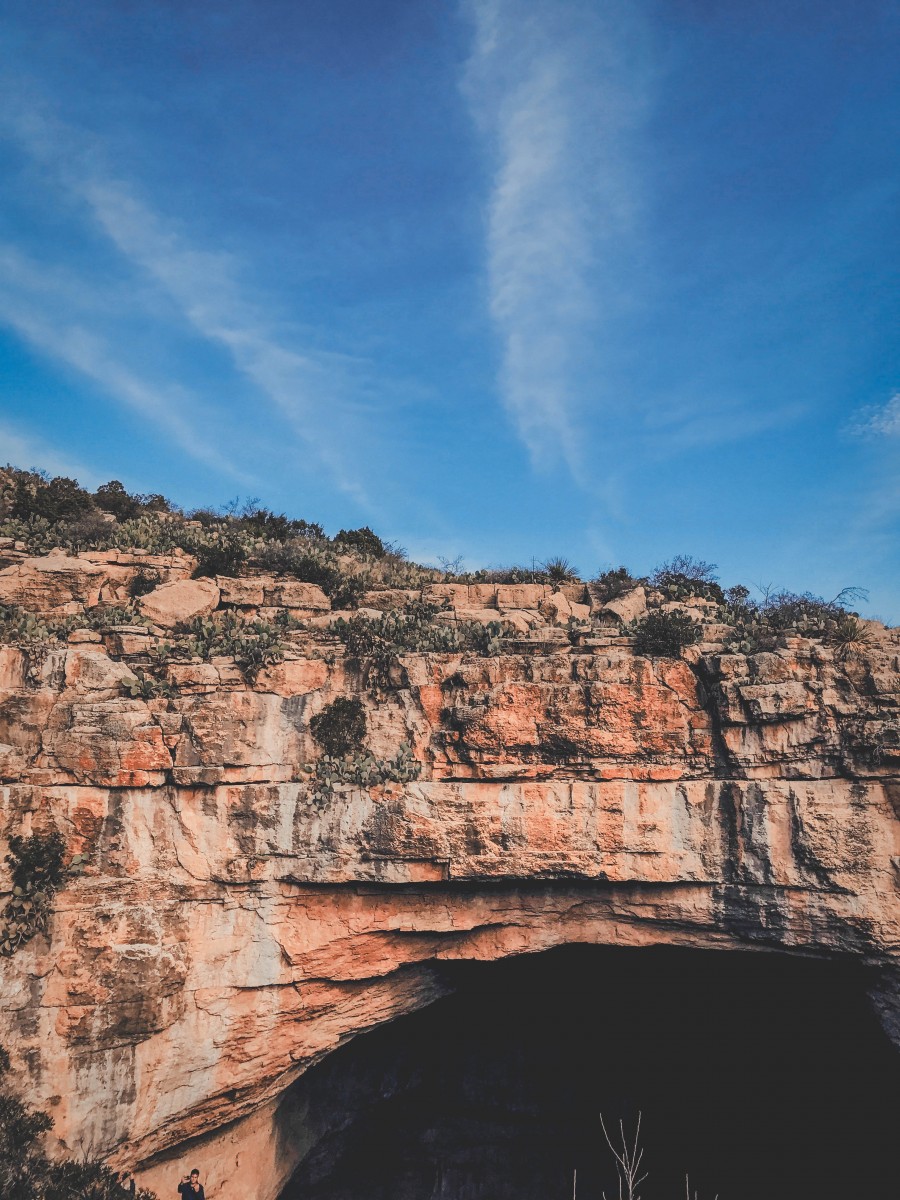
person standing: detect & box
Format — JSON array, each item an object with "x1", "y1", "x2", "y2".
[{"x1": 177, "y1": 1168, "x2": 206, "y2": 1200}]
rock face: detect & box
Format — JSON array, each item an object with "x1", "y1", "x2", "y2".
[
  {"x1": 0, "y1": 554, "x2": 898, "y2": 1199},
  {"x1": 138, "y1": 578, "x2": 220, "y2": 628}
]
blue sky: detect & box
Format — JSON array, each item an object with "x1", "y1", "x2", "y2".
[{"x1": 1, "y1": 0, "x2": 899, "y2": 617}]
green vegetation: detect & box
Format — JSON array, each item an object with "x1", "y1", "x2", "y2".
[
  {"x1": 310, "y1": 697, "x2": 367, "y2": 757},
  {"x1": 0, "y1": 1044, "x2": 157, "y2": 1200},
  {"x1": 0, "y1": 832, "x2": 82, "y2": 957},
  {"x1": 541, "y1": 555, "x2": 580, "y2": 583},
  {"x1": 0, "y1": 467, "x2": 436, "y2": 602},
  {"x1": 333, "y1": 601, "x2": 504, "y2": 691},
  {"x1": 591, "y1": 566, "x2": 640, "y2": 601},
  {"x1": 0, "y1": 603, "x2": 150, "y2": 660},
  {"x1": 829, "y1": 614, "x2": 875, "y2": 660},
  {"x1": 722, "y1": 587, "x2": 870, "y2": 655},
  {"x1": 631, "y1": 610, "x2": 701, "y2": 658},
  {"x1": 303, "y1": 695, "x2": 419, "y2": 808},
  {"x1": 334, "y1": 526, "x2": 388, "y2": 558},
  {"x1": 128, "y1": 568, "x2": 162, "y2": 598},
  {"x1": 159, "y1": 613, "x2": 286, "y2": 682},
  {"x1": 301, "y1": 743, "x2": 421, "y2": 809},
  {"x1": 649, "y1": 555, "x2": 725, "y2": 604},
  {"x1": 121, "y1": 669, "x2": 175, "y2": 700},
  {"x1": 0, "y1": 466, "x2": 879, "y2": 658},
  {"x1": 0, "y1": 604, "x2": 70, "y2": 651}
]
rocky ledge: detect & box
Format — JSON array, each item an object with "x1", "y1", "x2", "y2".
[{"x1": 0, "y1": 548, "x2": 898, "y2": 1199}]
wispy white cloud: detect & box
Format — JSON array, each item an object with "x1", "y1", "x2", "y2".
[
  {"x1": 849, "y1": 392, "x2": 900, "y2": 438},
  {"x1": 0, "y1": 246, "x2": 249, "y2": 480},
  {"x1": 0, "y1": 101, "x2": 375, "y2": 505},
  {"x1": 76, "y1": 178, "x2": 373, "y2": 505},
  {"x1": 641, "y1": 390, "x2": 808, "y2": 455},
  {"x1": 461, "y1": 0, "x2": 650, "y2": 475}
]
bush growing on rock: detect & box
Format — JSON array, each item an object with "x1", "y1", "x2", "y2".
[
  {"x1": 311, "y1": 697, "x2": 368, "y2": 757},
  {"x1": 631, "y1": 610, "x2": 700, "y2": 658},
  {"x1": 722, "y1": 586, "x2": 869, "y2": 653},
  {"x1": 591, "y1": 566, "x2": 641, "y2": 601},
  {"x1": 0, "y1": 831, "x2": 82, "y2": 957},
  {"x1": 175, "y1": 613, "x2": 285, "y2": 682},
  {"x1": 254, "y1": 540, "x2": 362, "y2": 603},
  {"x1": 240, "y1": 506, "x2": 324, "y2": 542},
  {"x1": 334, "y1": 602, "x2": 505, "y2": 691},
  {"x1": 301, "y1": 743, "x2": 421, "y2": 809},
  {"x1": 0, "y1": 603, "x2": 69, "y2": 650},
  {"x1": 0, "y1": 1045, "x2": 157, "y2": 1200},
  {"x1": 93, "y1": 480, "x2": 142, "y2": 521},
  {"x1": 122, "y1": 669, "x2": 175, "y2": 700},
  {"x1": 335, "y1": 526, "x2": 387, "y2": 558},
  {"x1": 541, "y1": 556, "x2": 580, "y2": 583},
  {"x1": 650, "y1": 555, "x2": 724, "y2": 603},
  {"x1": 189, "y1": 530, "x2": 249, "y2": 578},
  {"x1": 129, "y1": 568, "x2": 163, "y2": 598},
  {"x1": 8, "y1": 472, "x2": 94, "y2": 523}
]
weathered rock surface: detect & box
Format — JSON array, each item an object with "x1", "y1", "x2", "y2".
[
  {"x1": 138, "y1": 578, "x2": 220, "y2": 628},
  {"x1": 0, "y1": 549, "x2": 192, "y2": 613},
  {"x1": 0, "y1": 552, "x2": 897, "y2": 1199}
]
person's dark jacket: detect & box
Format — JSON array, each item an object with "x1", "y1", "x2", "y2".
[{"x1": 177, "y1": 1183, "x2": 205, "y2": 1200}]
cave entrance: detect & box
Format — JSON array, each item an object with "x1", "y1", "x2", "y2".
[{"x1": 275, "y1": 945, "x2": 899, "y2": 1200}]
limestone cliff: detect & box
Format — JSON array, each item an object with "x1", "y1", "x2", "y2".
[{"x1": 0, "y1": 548, "x2": 898, "y2": 1199}]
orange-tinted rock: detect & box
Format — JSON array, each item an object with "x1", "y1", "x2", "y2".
[
  {"x1": 261, "y1": 581, "x2": 330, "y2": 611},
  {"x1": 0, "y1": 552, "x2": 896, "y2": 1200},
  {"x1": 0, "y1": 551, "x2": 190, "y2": 614},
  {"x1": 0, "y1": 553, "x2": 111, "y2": 611},
  {"x1": 217, "y1": 576, "x2": 266, "y2": 607},
  {"x1": 138, "y1": 578, "x2": 220, "y2": 628}
]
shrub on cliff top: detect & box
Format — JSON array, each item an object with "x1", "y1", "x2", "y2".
[
  {"x1": 8, "y1": 472, "x2": 94, "y2": 523},
  {"x1": 335, "y1": 525, "x2": 388, "y2": 558},
  {"x1": 650, "y1": 555, "x2": 724, "y2": 603},
  {"x1": 591, "y1": 566, "x2": 642, "y2": 601},
  {"x1": 541, "y1": 556, "x2": 580, "y2": 583},
  {"x1": 93, "y1": 479, "x2": 141, "y2": 521},
  {"x1": 631, "y1": 610, "x2": 700, "y2": 658}
]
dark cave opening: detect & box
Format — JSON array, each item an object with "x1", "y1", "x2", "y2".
[{"x1": 276, "y1": 945, "x2": 899, "y2": 1200}]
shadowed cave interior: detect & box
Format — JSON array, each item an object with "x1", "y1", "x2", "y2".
[{"x1": 275, "y1": 944, "x2": 899, "y2": 1200}]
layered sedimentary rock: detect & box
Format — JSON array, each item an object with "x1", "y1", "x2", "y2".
[{"x1": 0, "y1": 549, "x2": 898, "y2": 1198}]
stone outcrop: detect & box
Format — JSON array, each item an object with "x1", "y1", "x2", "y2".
[
  {"x1": 0, "y1": 549, "x2": 192, "y2": 614},
  {"x1": 0, "y1": 551, "x2": 897, "y2": 1199},
  {"x1": 138, "y1": 578, "x2": 220, "y2": 628}
]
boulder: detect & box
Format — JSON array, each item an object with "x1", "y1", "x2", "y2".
[
  {"x1": 539, "y1": 590, "x2": 573, "y2": 624},
  {"x1": 138, "y1": 578, "x2": 220, "y2": 629},
  {"x1": 599, "y1": 586, "x2": 647, "y2": 626}
]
